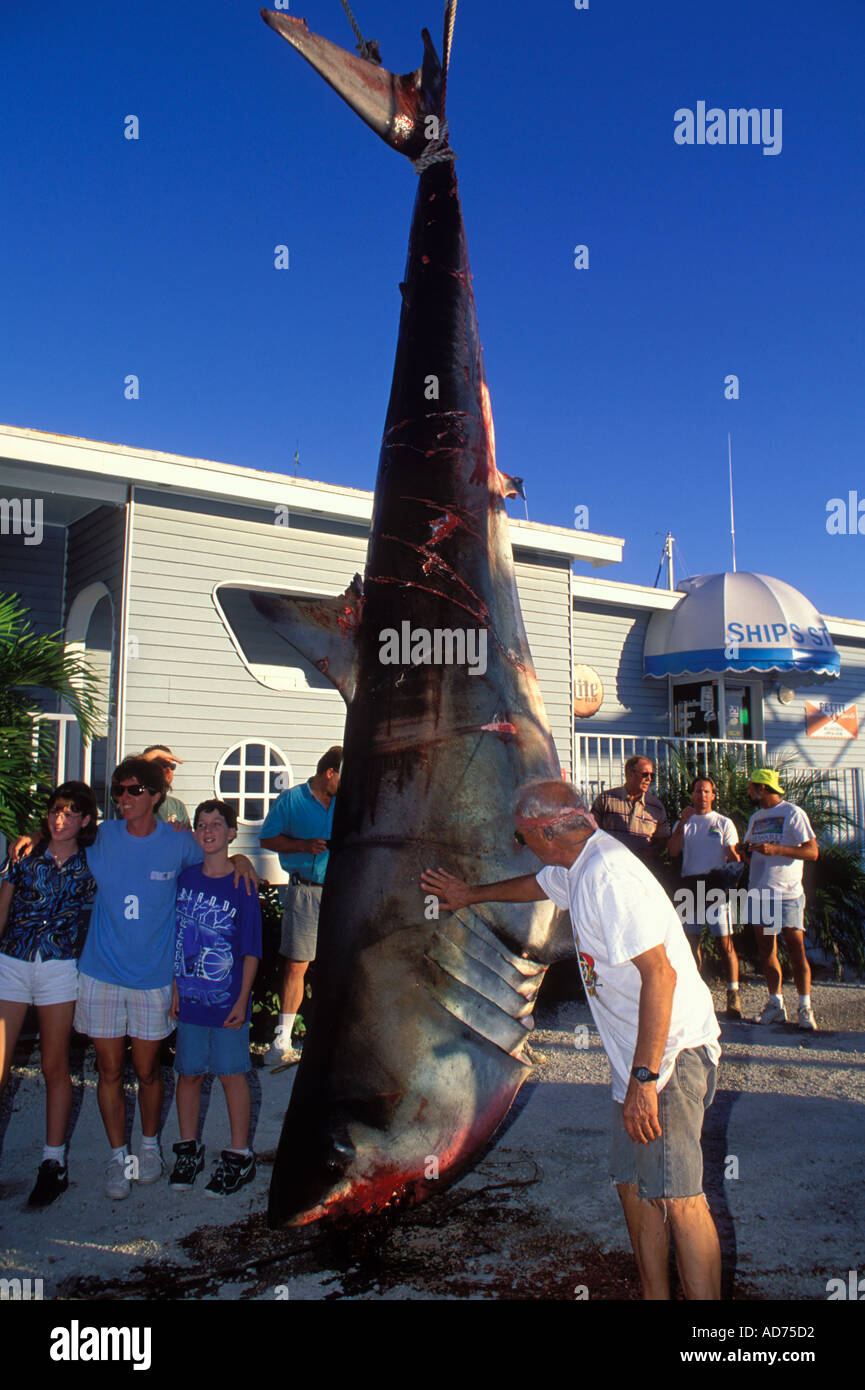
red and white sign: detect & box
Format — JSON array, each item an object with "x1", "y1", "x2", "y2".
[{"x1": 804, "y1": 702, "x2": 859, "y2": 740}]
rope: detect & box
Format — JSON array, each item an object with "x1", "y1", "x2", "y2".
[
  {"x1": 412, "y1": 121, "x2": 457, "y2": 172},
  {"x1": 338, "y1": 0, "x2": 381, "y2": 64},
  {"x1": 412, "y1": 0, "x2": 459, "y2": 173},
  {"x1": 441, "y1": 0, "x2": 458, "y2": 119}
]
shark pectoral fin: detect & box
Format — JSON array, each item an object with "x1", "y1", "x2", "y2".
[
  {"x1": 250, "y1": 577, "x2": 363, "y2": 703},
  {"x1": 497, "y1": 472, "x2": 525, "y2": 501},
  {"x1": 261, "y1": 11, "x2": 443, "y2": 161}
]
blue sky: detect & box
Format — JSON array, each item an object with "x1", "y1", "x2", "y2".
[{"x1": 2, "y1": 0, "x2": 863, "y2": 616}]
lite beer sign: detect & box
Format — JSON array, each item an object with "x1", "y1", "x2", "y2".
[{"x1": 573, "y1": 664, "x2": 604, "y2": 718}]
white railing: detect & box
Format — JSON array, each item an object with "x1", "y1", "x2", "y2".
[
  {"x1": 575, "y1": 734, "x2": 768, "y2": 806},
  {"x1": 575, "y1": 734, "x2": 864, "y2": 856},
  {"x1": 33, "y1": 713, "x2": 87, "y2": 786},
  {"x1": 792, "y1": 766, "x2": 865, "y2": 855}
]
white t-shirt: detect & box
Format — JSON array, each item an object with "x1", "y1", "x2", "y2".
[
  {"x1": 537, "y1": 830, "x2": 721, "y2": 1102},
  {"x1": 745, "y1": 800, "x2": 815, "y2": 898},
  {"x1": 674, "y1": 811, "x2": 739, "y2": 877}
]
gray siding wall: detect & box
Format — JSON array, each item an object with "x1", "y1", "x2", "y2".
[
  {"x1": 65, "y1": 505, "x2": 127, "y2": 634},
  {"x1": 514, "y1": 555, "x2": 573, "y2": 778},
  {"x1": 763, "y1": 637, "x2": 865, "y2": 772},
  {"x1": 0, "y1": 524, "x2": 67, "y2": 715},
  {"x1": 572, "y1": 600, "x2": 668, "y2": 737},
  {"x1": 0, "y1": 524, "x2": 66, "y2": 634},
  {"x1": 65, "y1": 505, "x2": 127, "y2": 740},
  {"x1": 124, "y1": 492, "x2": 575, "y2": 861}
]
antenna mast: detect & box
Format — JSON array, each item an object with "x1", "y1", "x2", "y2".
[{"x1": 728, "y1": 433, "x2": 737, "y2": 573}]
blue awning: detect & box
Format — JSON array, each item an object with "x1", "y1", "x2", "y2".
[{"x1": 644, "y1": 572, "x2": 840, "y2": 681}]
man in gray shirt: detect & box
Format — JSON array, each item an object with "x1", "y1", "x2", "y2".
[{"x1": 591, "y1": 754, "x2": 670, "y2": 862}]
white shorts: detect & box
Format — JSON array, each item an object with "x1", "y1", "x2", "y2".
[
  {"x1": 75, "y1": 972, "x2": 173, "y2": 1041},
  {"x1": 0, "y1": 952, "x2": 79, "y2": 1007}
]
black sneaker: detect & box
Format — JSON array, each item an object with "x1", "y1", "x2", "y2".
[
  {"x1": 28, "y1": 1159, "x2": 69, "y2": 1207},
  {"x1": 169, "y1": 1140, "x2": 205, "y2": 1190},
  {"x1": 204, "y1": 1150, "x2": 256, "y2": 1198}
]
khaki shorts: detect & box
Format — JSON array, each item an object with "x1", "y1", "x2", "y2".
[
  {"x1": 279, "y1": 882, "x2": 322, "y2": 962},
  {"x1": 610, "y1": 1045, "x2": 717, "y2": 1200}
]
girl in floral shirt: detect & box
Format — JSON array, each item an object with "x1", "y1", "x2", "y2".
[{"x1": 0, "y1": 781, "x2": 98, "y2": 1206}]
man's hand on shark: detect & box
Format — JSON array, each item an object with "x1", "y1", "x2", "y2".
[{"x1": 421, "y1": 868, "x2": 472, "y2": 910}]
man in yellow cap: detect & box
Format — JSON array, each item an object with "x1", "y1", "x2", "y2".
[{"x1": 741, "y1": 768, "x2": 819, "y2": 1030}]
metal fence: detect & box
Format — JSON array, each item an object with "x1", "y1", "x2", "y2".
[
  {"x1": 574, "y1": 734, "x2": 768, "y2": 807},
  {"x1": 575, "y1": 733, "x2": 865, "y2": 856},
  {"x1": 792, "y1": 765, "x2": 865, "y2": 856}
]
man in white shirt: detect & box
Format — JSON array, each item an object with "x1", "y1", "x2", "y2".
[
  {"x1": 741, "y1": 768, "x2": 819, "y2": 1031},
  {"x1": 668, "y1": 777, "x2": 743, "y2": 1019},
  {"x1": 421, "y1": 780, "x2": 722, "y2": 1301}
]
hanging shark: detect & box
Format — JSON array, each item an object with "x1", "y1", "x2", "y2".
[{"x1": 255, "y1": 9, "x2": 571, "y2": 1229}]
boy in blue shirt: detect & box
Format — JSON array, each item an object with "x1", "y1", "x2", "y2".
[{"x1": 170, "y1": 800, "x2": 262, "y2": 1196}]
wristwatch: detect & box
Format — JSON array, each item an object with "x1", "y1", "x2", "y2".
[{"x1": 631, "y1": 1066, "x2": 660, "y2": 1083}]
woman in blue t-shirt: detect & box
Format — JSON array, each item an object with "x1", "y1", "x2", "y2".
[{"x1": 0, "y1": 781, "x2": 99, "y2": 1207}]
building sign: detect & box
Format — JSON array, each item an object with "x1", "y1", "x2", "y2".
[
  {"x1": 805, "y1": 701, "x2": 859, "y2": 740},
  {"x1": 573, "y1": 664, "x2": 604, "y2": 718}
]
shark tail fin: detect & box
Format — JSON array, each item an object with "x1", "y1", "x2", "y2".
[{"x1": 261, "y1": 10, "x2": 443, "y2": 162}]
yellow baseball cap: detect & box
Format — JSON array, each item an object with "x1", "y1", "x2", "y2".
[{"x1": 748, "y1": 768, "x2": 783, "y2": 795}]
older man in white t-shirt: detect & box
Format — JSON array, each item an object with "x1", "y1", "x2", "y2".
[{"x1": 422, "y1": 780, "x2": 722, "y2": 1302}]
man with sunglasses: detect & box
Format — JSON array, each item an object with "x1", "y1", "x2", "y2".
[
  {"x1": 422, "y1": 779, "x2": 721, "y2": 1301},
  {"x1": 142, "y1": 744, "x2": 190, "y2": 828},
  {"x1": 590, "y1": 755, "x2": 670, "y2": 865},
  {"x1": 73, "y1": 757, "x2": 255, "y2": 1199}
]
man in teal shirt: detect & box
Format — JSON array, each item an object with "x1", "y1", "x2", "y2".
[{"x1": 259, "y1": 745, "x2": 341, "y2": 1066}]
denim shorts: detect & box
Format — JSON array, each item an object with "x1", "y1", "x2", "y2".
[
  {"x1": 740, "y1": 891, "x2": 805, "y2": 936},
  {"x1": 610, "y1": 1045, "x2": 717, "y2": 1200},
  {"x1": 174, "y1": 1020, "x2": 251, "y2": 1077}
]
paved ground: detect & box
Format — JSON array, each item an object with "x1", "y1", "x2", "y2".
[{"x1": 1, "y1": 973, "x2": 863, "y2": 1301}]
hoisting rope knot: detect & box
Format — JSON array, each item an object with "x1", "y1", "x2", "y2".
[{"x1": 412, "y1": 122, "x2": 458, "y2": 173}]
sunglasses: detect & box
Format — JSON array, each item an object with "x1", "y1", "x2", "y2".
[
  {"x1": 159, "y1": 761, "x2": 178, "y2": 771},
  {"x1": 111, "y1": 783, "x2": 151, "y2": 800},
  {"x1": 513, "y1": 830, "x2": 526, "y2": 847}
]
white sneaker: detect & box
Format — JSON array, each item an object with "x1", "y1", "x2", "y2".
[
  {"x1": 137, "y1": 1145, "x2": 164, "y2": 1184},
  {"x1": 264, "y1": 1035, "x2": 301, "y2": 1066},
  {"x1": 105, "y1": 1155, "x2": 131, "y2": 1200},
  {"x1": 756, "y1": 999, "x2": 787, "y2": 1025},
  {"x1": 798, "y1": 1004, "x2": 817, "y2": 1031}
]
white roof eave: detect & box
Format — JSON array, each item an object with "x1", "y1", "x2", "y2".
[{"x1": 0, "y1": 423, "x2": 625, "y2": 565}]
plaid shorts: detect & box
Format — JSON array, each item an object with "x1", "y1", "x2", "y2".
[{"x1": 75, "y1": 971, "x2": 173, "y2": 1041}]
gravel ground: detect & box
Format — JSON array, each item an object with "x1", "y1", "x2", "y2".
[{"x1": 0, "y1": 972, "x2": 863, "y2": 1301}]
